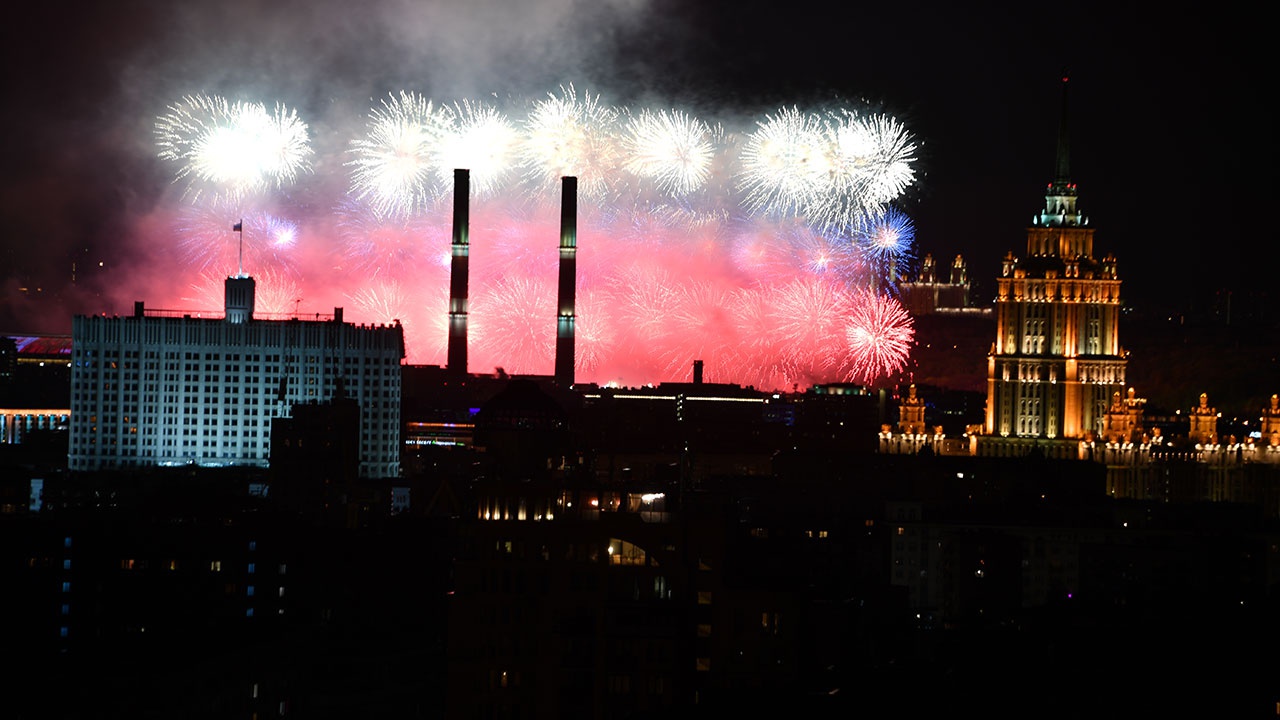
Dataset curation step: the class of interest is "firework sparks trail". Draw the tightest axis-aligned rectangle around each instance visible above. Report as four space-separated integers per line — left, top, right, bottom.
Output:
572 287 617 375
799 110 916 232
724 286 778 382
854 206 917 290
767 277 856 384
470 275 556 375
176 201 304 277
334 197 451 277
856 207 916 263
843 289 915 385
520 84 622 202
436 100 520 201
348 91 457 220
149 87 923 390
185 269 303 317
655 280 743 382
156 94 313 203
469 206 560 286
841 113 917 209
606 264 682 346
621 109 716 198
350 278 412 325
737 106 830 220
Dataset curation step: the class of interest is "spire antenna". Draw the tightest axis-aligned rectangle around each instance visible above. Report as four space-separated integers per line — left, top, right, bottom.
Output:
1055 72 1071 184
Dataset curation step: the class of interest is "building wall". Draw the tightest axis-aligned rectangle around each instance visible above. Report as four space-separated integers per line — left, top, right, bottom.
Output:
69 313 404 478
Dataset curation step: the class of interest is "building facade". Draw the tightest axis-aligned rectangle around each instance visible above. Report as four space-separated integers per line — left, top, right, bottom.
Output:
982 77 1125 449
69 276 405 478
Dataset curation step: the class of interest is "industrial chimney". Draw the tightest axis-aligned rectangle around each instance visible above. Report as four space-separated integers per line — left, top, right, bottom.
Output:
447 169 470 378
554 176 577 388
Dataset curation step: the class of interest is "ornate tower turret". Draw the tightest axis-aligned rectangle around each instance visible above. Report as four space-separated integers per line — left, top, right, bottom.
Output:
898 383 927 435
1189 392 1219 445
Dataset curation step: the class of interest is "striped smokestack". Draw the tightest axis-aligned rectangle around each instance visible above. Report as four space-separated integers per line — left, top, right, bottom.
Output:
447 168 469 378
554 176 577 388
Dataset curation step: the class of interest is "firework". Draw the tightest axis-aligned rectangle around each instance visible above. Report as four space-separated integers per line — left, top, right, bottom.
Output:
333 196 451 278
843 289 915 385
520 84 622 202
735 105 917 233
737 106 830 220
572 287 617 376
349 278 413 325
657 280 743 381
767 278 856 384
836 112 917 209
149 87 924 389
606 264 681 346
468 206 560 286
184 268 303 318
856 207 915 262
470 276 555 375
175 200 303 277
730 286 788 390
854 206 916 290
348 91 456 219
156 94 312 202
621 109 716 198
728 219 864 286
436 100 520 201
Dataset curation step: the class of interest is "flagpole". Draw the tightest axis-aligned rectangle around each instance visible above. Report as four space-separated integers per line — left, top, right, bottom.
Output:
233 219 244 277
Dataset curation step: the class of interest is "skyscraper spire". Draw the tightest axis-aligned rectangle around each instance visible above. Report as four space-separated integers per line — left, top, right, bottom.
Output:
1036 73 1085 229
1055 72 1071 185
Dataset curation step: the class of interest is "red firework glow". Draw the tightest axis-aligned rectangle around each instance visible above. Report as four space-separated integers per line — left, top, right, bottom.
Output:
125 91 923 391
129 194 918 390
843 288 915 386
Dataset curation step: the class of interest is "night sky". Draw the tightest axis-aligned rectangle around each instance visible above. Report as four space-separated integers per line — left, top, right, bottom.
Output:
1 0 1272 337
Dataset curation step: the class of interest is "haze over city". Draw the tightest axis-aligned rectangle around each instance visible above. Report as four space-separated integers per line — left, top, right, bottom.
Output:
2 0 1272 370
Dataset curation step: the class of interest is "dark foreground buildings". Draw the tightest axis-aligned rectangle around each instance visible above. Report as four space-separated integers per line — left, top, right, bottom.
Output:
4 364 1277 718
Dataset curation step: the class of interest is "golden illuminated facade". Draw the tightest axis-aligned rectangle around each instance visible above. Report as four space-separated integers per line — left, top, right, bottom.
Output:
983 77 1126 447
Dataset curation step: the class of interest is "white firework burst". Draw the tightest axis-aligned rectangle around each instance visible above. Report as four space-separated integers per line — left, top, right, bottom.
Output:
811 110 917 228
436 99 520 201
736 106 831 219
520 84 622 201
156 94 313 202
348 91 457 220
622 108 716 198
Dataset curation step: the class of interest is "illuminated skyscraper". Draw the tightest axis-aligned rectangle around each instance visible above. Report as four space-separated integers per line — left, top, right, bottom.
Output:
982 76 1125 451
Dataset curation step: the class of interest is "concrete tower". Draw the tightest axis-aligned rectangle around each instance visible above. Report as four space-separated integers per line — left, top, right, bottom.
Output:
555 176 577 388
448 169 470 378
983 75 1126 450
224 276 256 324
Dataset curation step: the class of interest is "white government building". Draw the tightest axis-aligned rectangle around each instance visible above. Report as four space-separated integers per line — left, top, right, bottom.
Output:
69 276 405 478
